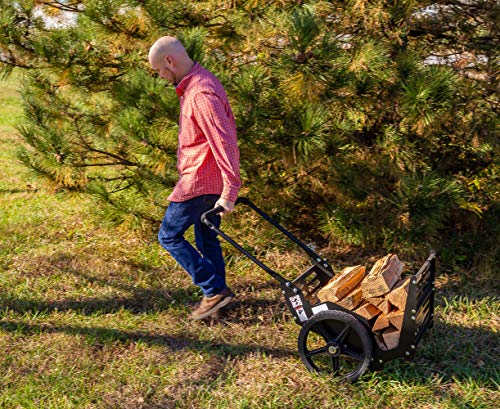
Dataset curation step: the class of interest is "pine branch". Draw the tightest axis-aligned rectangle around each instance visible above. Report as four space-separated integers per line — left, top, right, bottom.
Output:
73 162 136 168
84 147 138 168
40 1 83 13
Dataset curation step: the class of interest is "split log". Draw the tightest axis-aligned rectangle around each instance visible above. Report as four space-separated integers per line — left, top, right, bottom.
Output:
377 299 392 315
366 296 384 307
318 265 366 303
385 276 411 311
387 309 405 331
336 286 363 310
354 302 381 321
366 297 392 315
372 313 391 332
381 326 401 350
361 254 403 298
314 253 411 349
374 333 388 350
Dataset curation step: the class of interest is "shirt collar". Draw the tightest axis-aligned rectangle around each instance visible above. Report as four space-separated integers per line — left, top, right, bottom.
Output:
175 62 200 97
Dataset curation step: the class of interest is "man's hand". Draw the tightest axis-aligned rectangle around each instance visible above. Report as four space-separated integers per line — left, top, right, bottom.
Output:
214 198 235 217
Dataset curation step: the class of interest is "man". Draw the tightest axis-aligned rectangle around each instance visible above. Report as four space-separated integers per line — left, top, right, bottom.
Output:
148 36 241 320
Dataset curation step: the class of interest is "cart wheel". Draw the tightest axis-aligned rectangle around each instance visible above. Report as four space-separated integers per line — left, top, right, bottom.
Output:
298 310 373 381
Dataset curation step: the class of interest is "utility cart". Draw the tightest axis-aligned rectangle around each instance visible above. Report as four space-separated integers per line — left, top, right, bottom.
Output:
201 197 436 381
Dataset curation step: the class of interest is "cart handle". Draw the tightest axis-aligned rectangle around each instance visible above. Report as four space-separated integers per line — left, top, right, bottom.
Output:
236 198 333 273
200 205 225 226
201 201 288 285
201 197 334 286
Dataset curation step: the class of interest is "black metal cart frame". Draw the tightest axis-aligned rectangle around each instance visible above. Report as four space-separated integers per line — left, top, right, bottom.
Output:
201 197 436 381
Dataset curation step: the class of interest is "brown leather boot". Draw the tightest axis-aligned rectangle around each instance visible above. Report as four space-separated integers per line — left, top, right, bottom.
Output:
191 288 234 320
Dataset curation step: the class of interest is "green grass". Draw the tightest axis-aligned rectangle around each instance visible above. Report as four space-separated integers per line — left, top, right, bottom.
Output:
1 72 499 408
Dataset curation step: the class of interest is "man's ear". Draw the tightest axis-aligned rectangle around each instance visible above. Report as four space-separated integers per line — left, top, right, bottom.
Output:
165 55 173 66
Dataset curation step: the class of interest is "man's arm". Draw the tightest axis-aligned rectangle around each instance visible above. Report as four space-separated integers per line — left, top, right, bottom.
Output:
193 91 240 215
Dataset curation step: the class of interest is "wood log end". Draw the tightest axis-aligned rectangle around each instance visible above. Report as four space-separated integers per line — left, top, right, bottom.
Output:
372 313 391 332
381 326 401 350
354 302 381 321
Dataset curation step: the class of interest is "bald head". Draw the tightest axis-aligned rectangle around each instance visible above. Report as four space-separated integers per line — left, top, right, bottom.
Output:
149 36 189 64
148 36 194 86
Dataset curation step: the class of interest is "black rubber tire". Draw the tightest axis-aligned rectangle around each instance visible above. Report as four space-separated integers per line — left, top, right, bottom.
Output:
297 310 373 382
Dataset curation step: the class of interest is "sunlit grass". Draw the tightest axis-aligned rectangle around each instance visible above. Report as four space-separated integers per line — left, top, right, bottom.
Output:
0 73 498 408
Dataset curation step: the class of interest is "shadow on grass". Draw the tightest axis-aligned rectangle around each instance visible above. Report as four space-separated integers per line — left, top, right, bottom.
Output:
0 318 295 359
0 273 290 326
0 187 38 194
0 292 175 315
0 291 288 327
0 254 288 325
369 322 499 386
1 248 288 325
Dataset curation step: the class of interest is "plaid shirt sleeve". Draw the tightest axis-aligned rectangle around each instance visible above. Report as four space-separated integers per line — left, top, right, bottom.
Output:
192 91 241 202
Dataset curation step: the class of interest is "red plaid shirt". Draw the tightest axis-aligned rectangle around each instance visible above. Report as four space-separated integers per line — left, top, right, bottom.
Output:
168 62 241 203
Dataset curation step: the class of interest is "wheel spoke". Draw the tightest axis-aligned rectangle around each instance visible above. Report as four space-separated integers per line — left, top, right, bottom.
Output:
332 357 340 372
334 324 350 343
342 347 364 362
305 346 329 358
315 322 334 342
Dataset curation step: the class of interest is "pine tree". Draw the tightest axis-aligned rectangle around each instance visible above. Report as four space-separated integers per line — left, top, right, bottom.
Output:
0 1 497 266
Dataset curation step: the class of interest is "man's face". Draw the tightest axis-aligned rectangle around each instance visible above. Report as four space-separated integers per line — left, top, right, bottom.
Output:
150 54 177 85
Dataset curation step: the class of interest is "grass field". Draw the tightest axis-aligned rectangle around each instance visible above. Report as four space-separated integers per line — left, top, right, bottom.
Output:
0 72 498 408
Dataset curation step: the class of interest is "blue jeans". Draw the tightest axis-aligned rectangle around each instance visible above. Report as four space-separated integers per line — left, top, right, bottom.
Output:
158 194 226 297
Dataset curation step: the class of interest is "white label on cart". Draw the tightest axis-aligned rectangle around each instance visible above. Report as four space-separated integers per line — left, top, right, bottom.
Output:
289 295 308 322
295 306 308 322
312 303 329 315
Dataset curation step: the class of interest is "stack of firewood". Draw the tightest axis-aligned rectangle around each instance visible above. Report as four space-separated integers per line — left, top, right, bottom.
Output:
317 254 411 350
